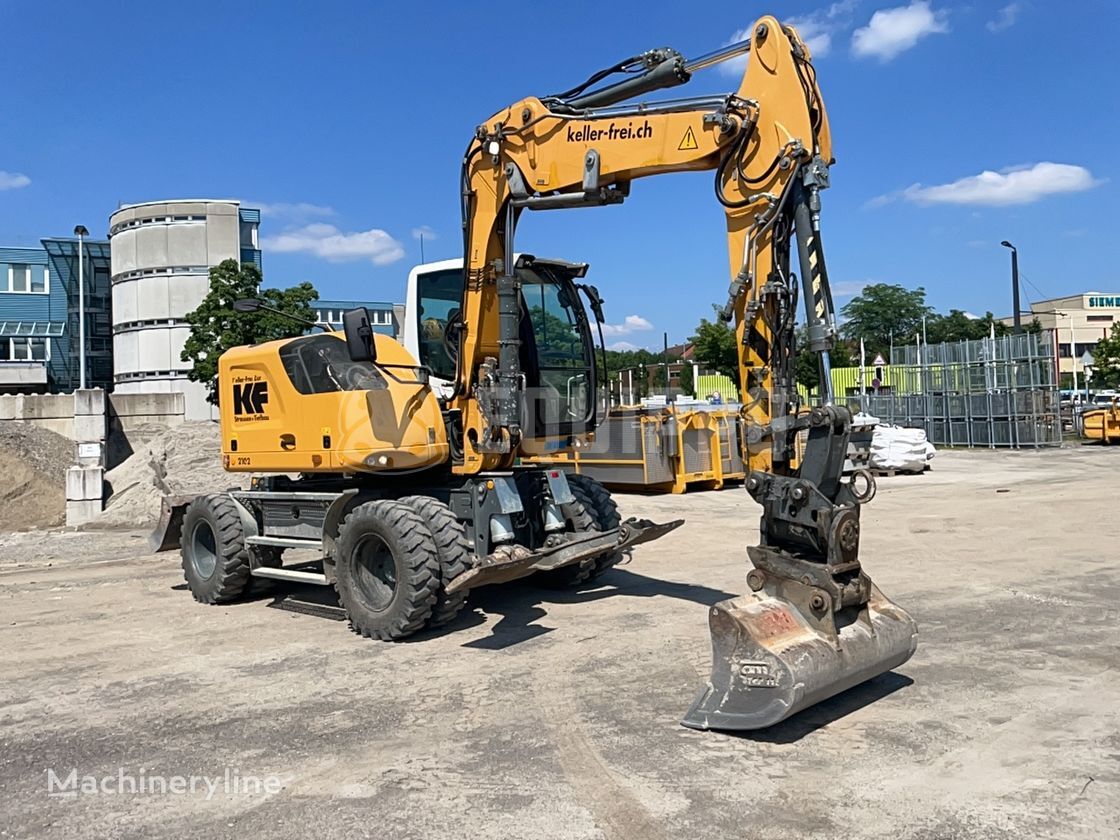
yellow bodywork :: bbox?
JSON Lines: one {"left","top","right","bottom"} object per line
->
{"left": 1081, "top": 402, "right": 1120, "bottom": 444}
{"left": 219, "top": 332, "right": 448, "bottom": 473}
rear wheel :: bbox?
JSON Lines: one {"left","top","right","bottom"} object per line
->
{"left": 334, "top": 500, "right": 440, "bottom": 640}
{"left": 536, "top": 474, "right": 622, "bottom": 589}
{"left": 180, "top": 495, "right": 251, "bottom": 604}
{"left": 399, "top": 495, "right": 472, "bottom": 628}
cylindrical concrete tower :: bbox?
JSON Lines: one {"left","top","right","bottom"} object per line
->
{"left": 108, "top": 200, "right": 259, "bottom": 420}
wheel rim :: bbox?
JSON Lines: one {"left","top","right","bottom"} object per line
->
{"left": 190, "top": 520, "right": 218, "bottom": 579}
{"left": 352, "top": 534, "right": 397, "bottom": 612}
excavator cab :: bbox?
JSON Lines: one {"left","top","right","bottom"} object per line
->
{"left": 406, "top": 256, "right": 600, "bottom": 447}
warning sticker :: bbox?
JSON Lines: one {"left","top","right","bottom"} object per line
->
{"left": 678, "top": 126, "right": 699, "bottom": 151}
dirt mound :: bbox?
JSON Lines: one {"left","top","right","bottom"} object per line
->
{"left": 0, "top": 423, "right": 73, "bottom": 531}
{"left": 96, "top": 422, "right": 248, "bottom": 528}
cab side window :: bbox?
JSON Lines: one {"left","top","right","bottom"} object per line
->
{"left": 279, "top": 335, "right": 386, "bottom": 394}
{"left": 415, "top": 269, "right": 463, "bottom": 382}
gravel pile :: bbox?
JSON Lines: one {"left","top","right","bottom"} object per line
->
{"left": 96, "top": 422, "right": 248, "bottom": 528}
{"left": 0, "top": 423, "right": 74, "bottom": 531}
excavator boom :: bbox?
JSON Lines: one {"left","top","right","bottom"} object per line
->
{"left": 458, "top": 16, "right": 917, "bottom": 730}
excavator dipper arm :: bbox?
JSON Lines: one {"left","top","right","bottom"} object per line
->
{"left": 457, "top": 16, "right": 917, "bottom": 729}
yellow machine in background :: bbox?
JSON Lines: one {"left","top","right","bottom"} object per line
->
{"left": 528, "top": 405, "right": 747, "bottom": 494}
{"left": 1080, "top": 399, "right": 1120, "bottom": 444}
{"left": 159, "top": 14, "right": 916, "bottom": 732}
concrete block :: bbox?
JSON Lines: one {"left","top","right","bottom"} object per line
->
{"left": 17, "top": 393, "right": 73, "bottom": 420}
{"left": 110, "top": 391, "right": 185, "bottom": 418}
{"left": 66, "top": 466, "right": 104, "bottom": 502}
{"left": 66, "top": 499, "right": 102, "bottom": 527}
{"left": 40, "top": 418, "right": 76, "bottom": 440}
{"left": 73, "top": 412, "right": 106, "bottom": 443}
{"left": 74, "top": 388, "right": 106, "bottom": 416}
{"left": 0, "top": 394, "right": 15, "bottom": 420}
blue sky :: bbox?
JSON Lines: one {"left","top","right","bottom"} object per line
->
{"left": 2, "top": 1, "right": 1117, "bottom": 350}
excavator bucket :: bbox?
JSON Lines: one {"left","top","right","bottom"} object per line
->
{"left": 682, "top": 581, "right": 917, "bottom": 731}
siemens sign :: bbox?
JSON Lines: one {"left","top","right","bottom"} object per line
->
{"left": 1088, "top": 296, "right": 1120, "bottom": 307}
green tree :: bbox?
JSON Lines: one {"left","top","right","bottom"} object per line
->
{"left": 181, "top": 259, "right": 318, "bottom": 404}
{"left": 1090, "top": 323, "right": 1120, "bottom": 389}
{"left": 840, "top": 284, "right": 932, "bottom": 358}
{"left": 924, "top": 309, "right": 1014, "bottom": 344}
{"left": 689, "top": 307, "right": 738, "bottom": 381}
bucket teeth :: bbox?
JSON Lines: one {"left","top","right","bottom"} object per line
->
{"left": 681, "top": 583, "right": 917, "bottom": 731}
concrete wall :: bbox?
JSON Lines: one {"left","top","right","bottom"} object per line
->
{"left": 0, "top": 392, "right": 77, "bottom": 438}
{"left": 106, "top": 391, "right": 187, "bottom": 469}
{"left": 0, "top": 390, "right": 186, "bottom": 459}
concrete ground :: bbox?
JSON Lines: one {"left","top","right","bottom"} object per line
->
{"left": 1, "top": 447, "right": 1118, "bottom": 839}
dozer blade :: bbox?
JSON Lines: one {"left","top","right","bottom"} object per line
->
{"left": 148, "top": 495, "right": 193, "bottom": 553}
{"left": 446, "top": 516, "right": 683, "bottom": 594}
{"left": 681, "top": 582, "right": 917, "bottom": 731}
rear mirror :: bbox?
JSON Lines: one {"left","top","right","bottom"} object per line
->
{"left": 342, "top": 307, "right": 377, "bottom": 362}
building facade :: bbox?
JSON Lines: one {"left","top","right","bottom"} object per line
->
{"left": 108, "top": 200, "right": 260, "bottom": 419}
{"left": 1020, "top": 292, "right": 1119, "bottom": 381}
{"left": 0, "top": 238, "right": 112, "bottom": 393}
{"left": 312, "top": 299, "right": 399, "bottom": 338}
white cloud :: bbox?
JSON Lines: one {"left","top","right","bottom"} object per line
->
{"left": 0, "top": 171, "right": 31, "bottom": 190}
{"left": 262, "top": 223, "right": 405, "bottom": 265}
{"left": 832, "top": 280, "right": 869, "bottom": 298}
{"left": 720, "top": 1, "right": 856, "bottom": 74}
{"left": 411, "top": 225, "right": 436, "bottom": 241}
{"left": 254, "top": 202, "right": 335, "bottom": 222}
{"left": 599, "top": 314, "right": 653, "bottom": 338}
{"left": 986, "top": 3, "right": 1020, "bottom": 33}
{"left": 889, "top": 163, "right": 1102, "bottom": 207}
{"left": 851, "top": 1, "right": 948, "bottom": 61}
{"left": 607, "top": 341, "right": 641, "bottom": 352}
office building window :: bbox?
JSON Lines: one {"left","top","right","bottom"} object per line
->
{"left": 8, "top": 337, "right": 50, "bottom": 361}
{"left": 1087, "top": 315, "right": 1114, "bottom": 323}
{"left": 372, "top": 310, "right": 392, "bottom": 326}
{"left": 9, "top": 264, "right": 30, "bottom": 292}
{"left": 4, "top": 264, "right": 47, "bottom": 294}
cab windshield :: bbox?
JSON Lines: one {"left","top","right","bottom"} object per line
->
{"left": 519, "top": 266, "right": 594, "bottom": 429}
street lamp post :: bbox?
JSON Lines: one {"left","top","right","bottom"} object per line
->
{"left": 73, "top": 225, "right": 89, "bottom": 390}
{"left": 1000, "top": 240, "right": 1021, "bottom": 334}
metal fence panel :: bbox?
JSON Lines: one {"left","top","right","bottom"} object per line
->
{"left": 863, "top": 331, "right": 1060, "bottom": 448}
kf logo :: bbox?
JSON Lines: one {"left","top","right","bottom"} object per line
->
{"left": 232, "top": 381, "right": 269, "bottom": 415}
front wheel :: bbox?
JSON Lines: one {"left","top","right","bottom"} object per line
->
{"left": 334, "top": 500, "right": 441, "bottom": 640}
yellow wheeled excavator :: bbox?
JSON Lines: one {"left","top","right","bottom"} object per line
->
{"left": 157, "top": 14, "right": 917, "bottom": 731}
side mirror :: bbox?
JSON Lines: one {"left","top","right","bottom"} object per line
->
{"left": 342, "top": 307, "right": 377, "bottom": 362}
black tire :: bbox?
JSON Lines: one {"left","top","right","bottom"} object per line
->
{"left": 334, "top": 500, "right": 440, "bottom": 640}
{"left": 399, "top": 495, "right": 472, "bottom": 628}
{"left": 536, "top": 474, "right": 623, "bottom": 589}
{"left": 180, "top": 494, "right": 251, "bottom": 604}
